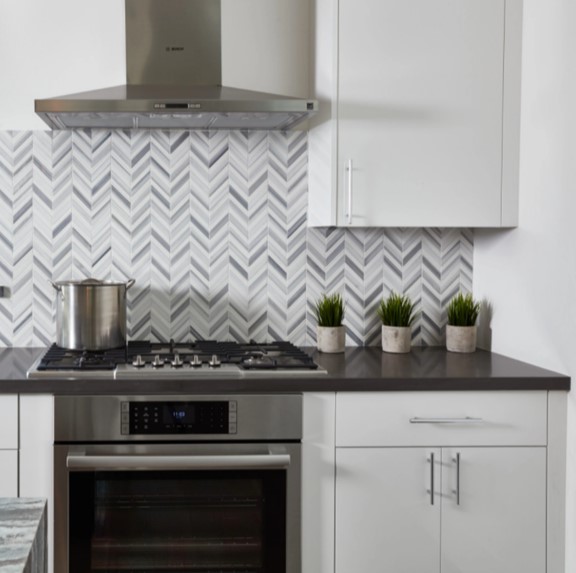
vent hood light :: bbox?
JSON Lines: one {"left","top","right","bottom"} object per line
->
{"left": 35, "top": 0, "right": 317, "bottom": 131}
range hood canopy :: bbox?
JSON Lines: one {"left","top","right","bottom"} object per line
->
{"left": 35, "top": 0, "right": 318, "bottom": 130}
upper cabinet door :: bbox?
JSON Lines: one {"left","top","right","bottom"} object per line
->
{"left": 308, "top": 0, "right": 522, "bottom": 227}
{"left": 339, "top": 0, "right": 503, "bottom": 227}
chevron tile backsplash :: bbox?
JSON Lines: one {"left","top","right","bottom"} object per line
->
{"left": 0, "top": 130, "right": 472, "bottom": 347}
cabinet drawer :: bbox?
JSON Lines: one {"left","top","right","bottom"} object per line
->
{"left": 336, "top": 392, "right": 547, "bottom": 447}
{"left": 0, "top": 395, "right": 18, "bottom": 449}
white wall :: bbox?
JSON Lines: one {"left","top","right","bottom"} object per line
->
{"left": 473, "top": 0, "right": 576, "bottom": 568}
{"left": 0, "top": 0, "right": 125, "bottom": 130}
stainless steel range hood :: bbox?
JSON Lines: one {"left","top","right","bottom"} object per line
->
{"left": 35, "top": 0, "right": 318, "bottom": 130}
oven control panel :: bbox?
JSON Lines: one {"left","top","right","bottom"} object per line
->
{"left": 120, "top": 400, "right": 237, "bottom": 435}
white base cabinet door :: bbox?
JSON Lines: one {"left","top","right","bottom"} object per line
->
{"left": 336, "top": 447, "right": 546, "bottom": 573}
{"left": 19, "top": 395, "right": 54, "bottom": 573}
{"left": 0, "top": 395, "right": 18, "bottom": 497}
{"left": 441, "top": 447, "right": 546, "bottom": 573}
{"left": 336, "top": 448, "right": 441, "bottom": 573}
{"left": 0, "top": 394, "right": 18, "bottom": 448}
{"left": 0, "top": 451, "right": 18, "bottom": 497}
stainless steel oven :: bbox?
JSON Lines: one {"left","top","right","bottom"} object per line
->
{"left": 54, "top": 394, "right": 302, "bottom": 573}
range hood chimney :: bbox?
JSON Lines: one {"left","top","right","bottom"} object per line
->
{"left": 35, "top": 0, "right": 318, "bottom": 130}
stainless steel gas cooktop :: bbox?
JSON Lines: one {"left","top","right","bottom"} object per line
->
{"left": 27, "top": 340, "right": 327, "bottom": 379}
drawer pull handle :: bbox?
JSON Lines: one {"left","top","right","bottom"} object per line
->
{"left": 452, "top": 452, "right": 461, "bottom": 505}
{"left": 427, "top": 453, "right": 435, "bottom": 505}
{"left": 409, "top": 417, "right": 484, "bottom": 424}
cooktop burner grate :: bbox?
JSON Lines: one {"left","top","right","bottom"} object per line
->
{"left": 30, "top": 339, "right": 325, "bottom": 378}
{"left": 38, "top": 345, "right": 128, "bottom": 371}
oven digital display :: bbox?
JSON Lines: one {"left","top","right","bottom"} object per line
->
{"left": 164, "top": 404, "right": 196, "bottom": 424}
{"left": 126, "top": 401, "right": 235, "bottom": 435}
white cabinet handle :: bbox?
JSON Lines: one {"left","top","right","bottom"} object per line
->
{"left": 427, "top": 453, "right": 435, "bottom": 505}
{"left": 452, "top": 452, "right": 461, "bottom": 505}
{"left": 409, "top": 417, "right": 483, "bottom": 424}
{"left": 346, "top": 159, "right": 353, "bottom": 224}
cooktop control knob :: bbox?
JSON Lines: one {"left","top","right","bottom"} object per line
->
{"left": 132, "top": 355, "right": 146, "bottom": 368}
{"left": 171, "top": 353, "right": 183, "bottom": 368}
{"left": 191, "top": 355, "right": 202, "bottom": 368}
{"left": 151, "top": 354, "right": 164, "bottom": 368}
{"left": 209, "top": 354, "right": 221, "bottom": 368}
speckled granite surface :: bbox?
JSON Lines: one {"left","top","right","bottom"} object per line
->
{"left": 0, "top": 499, "right": 46, "bottom": 573}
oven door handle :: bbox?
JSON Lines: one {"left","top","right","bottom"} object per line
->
{"left": 66, "top": 453, "right": 291, "bottom": 471}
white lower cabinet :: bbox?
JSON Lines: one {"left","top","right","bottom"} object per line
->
{"left": 302, "top": 393, "right": 336, "bottom": 573}
{"left": 336, "top": 447, "right": 440, "bottom": 572}
{"left": 19, "top": 395, "right": 55, "bottom": 573}
{"left": 9, "top": 391, "right": 565, "bottom": 573}
{"left": 441, "top": 447, "right": 546, "bottom": 573}
{"left": 336, "top": 447, "right": 546, "bottom": 573}
{"left": 0, "top": 394, "right": 19, "bottom": 497}
{"left": 0, "top": 450, "right": 18, "bottom": 497}
{"left": 335, "top": 392, "right": 554, "bottom": 573}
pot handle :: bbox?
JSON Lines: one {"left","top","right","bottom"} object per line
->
{"left": 49, "top": 280, "right": 65, "bottom": 301}
{"left": 125, "top": 279, "right": 136, "bottom": 290}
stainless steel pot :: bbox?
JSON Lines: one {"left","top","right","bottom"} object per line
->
{"left": 50, "top": 278, "right": 135, "bottom": 350}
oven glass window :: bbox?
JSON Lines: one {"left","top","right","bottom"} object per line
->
{"left": 69, "top": 470, "right": 286, "bottom": 572}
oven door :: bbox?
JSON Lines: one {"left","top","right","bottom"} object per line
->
{"left": 54, "top": 443, "right": 301, "bottom": 573}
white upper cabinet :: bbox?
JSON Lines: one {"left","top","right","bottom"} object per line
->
{"left": 308, "top": 0, "right": 523, "bottom": 227}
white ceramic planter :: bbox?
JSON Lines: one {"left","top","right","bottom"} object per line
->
{"left": 446, "top": 325, "right": 477, "bottom": 353}
{"left": 381, "top": 325, "right": 412, "bottom": 353}
{"left": 317, "top": 326, "right": 345, "bottom": 353}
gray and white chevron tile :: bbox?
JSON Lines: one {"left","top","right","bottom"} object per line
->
{"left": 0, "top": 132, "right": 14, "bottom": 345}
{"left": 362, "top": 229, "right": 385, "bottom": 346}
{"left": 110, "top": 130, "right": 132, "bottom": 281}
{"left": 70, "top": 130, "right": 93, "bottom": 279}
{"left": 205, "top": 130, "right": 230, "bottom": 341}
{"left": 344, "top": 229, "right": 365, "bottom": 345}
{"left": 129, "top": 129, "right": 153, "bottom": 340}
{"left": 306, "top": 227, "right": 346, "bottom": 343}
{"left": 52, "top": 131, "right": 73, "bottom": 282}
{"left": 149, "top": 130, "right": 171, "bottom": 341}
{"left": 267, "top": 131, "right": 307, "bottom": 343}
{"left": 31, "top": 131, "right": 53, "bottom": 346}
{"left": 0, "top": 129, "right": 474, "bottom": 348}
{"left": 168, "top": 130, "right": 192, "bottom": 342}
{"left": 228, "top": 131, "right": 269, "bottom": 342}
{"left": 90, "top": 130, "right": 113, "bottom": 278}
{"left": 188, "top": 131, "right": 217, "bottom": 341}
{"left": 12, "top": 131, "right": 34, "bottom": 346}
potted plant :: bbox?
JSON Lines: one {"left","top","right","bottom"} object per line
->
{"left": 446, "top": 292, "right": 480, "bottom": 353}
{"left": 314, "top": 293, "right": 345, "bottom": 353}
{"left": 377, "top": 292, "right": 415, "bottom": 353}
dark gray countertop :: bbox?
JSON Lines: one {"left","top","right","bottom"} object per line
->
{"left": 0, "top": 346, "right": 569, "bottom": 393}
{"left": 0, "top": 498, "right": 46, "bottom": 573}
